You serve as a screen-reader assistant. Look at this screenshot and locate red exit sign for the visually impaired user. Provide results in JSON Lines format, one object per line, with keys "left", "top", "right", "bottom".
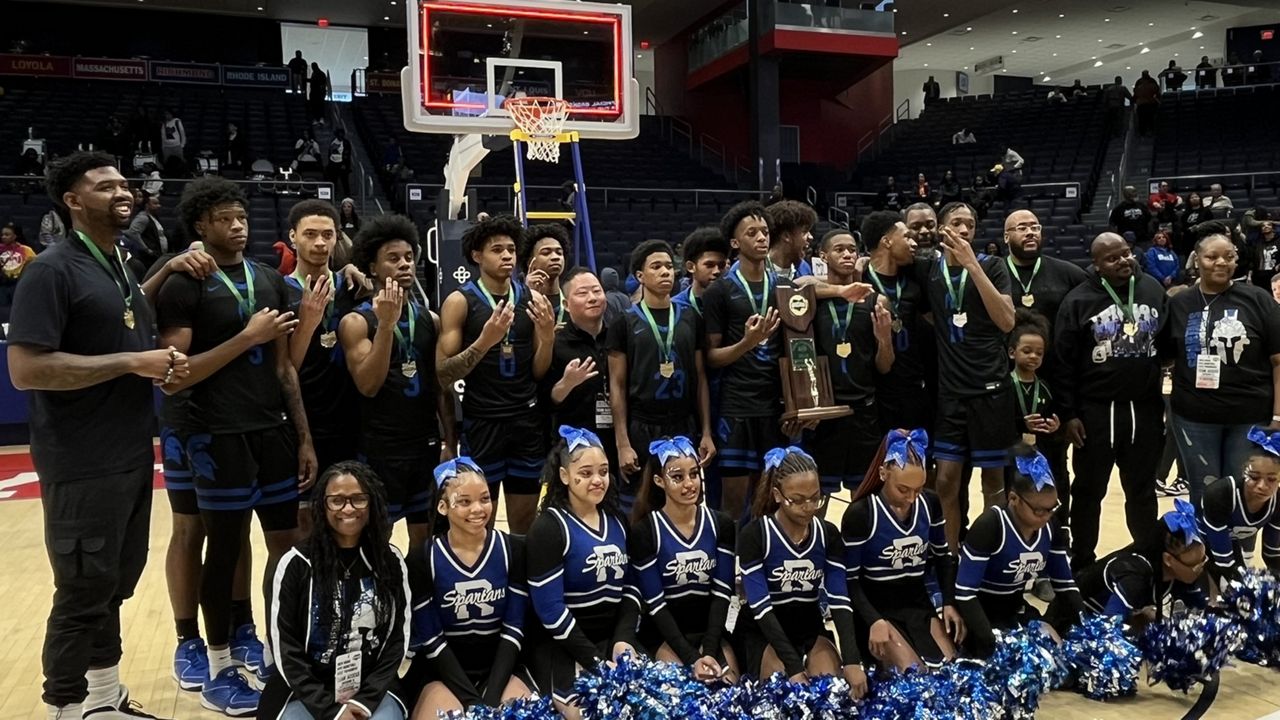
{"left": 1263, "top": 29, "right": 1275, "bottom": 40}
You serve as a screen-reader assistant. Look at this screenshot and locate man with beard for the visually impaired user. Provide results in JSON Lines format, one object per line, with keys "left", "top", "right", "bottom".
{"left": 521, "top": 223, "right": 568, "bottom": 325}
{"left": 1054, "top": 233, "right": 1166, "bottom": 569}
{"left": 1003, "top": 210, "right": 1087, "bottom": 534}
{"left": 9, "top": 152, "right": 189, "bottom": 720}
{"left": 437, "top": 215, "right": 556, "bottom": 534}
{"left": 903, "top": 203, "right": 940, "bottom": 261}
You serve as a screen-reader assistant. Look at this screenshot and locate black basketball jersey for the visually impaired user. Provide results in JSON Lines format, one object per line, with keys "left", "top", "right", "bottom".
{"left": 813, "top": 296, "right": 879, "bottom": 405}
{"left": 702, "top": 263, "right": 789, "bottom": 418}
{"left": 284, "top": 272, "right": 359, "bottom": 439}
{"left": 863, "top": 265, "right": 931, "bottom": 398}
{"left": 605, "top": 302, "right": 702, "bottom": 424}
{"left": 154, "top": 259, "right": 288, "bottom": 433}
{"left": 458, "top": 280, "right": 537, "bottom": 419}
{"left": 352, "top": 300, "right": 440, "bottom": 459}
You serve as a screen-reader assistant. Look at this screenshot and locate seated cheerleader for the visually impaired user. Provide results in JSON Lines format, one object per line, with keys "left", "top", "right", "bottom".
{"left": 1052, "top": 499, "right": 1207, "bottom": 631}
{"left": 630, "top": 436, "right": 739, "bottom": 682}
{"left": 403, "top": 458, "right": 533, "bottom": 718}
{"left": 842, "top": 428, "right": 965, "bottom": 672}
{"left": 527, "top": 426, "right": 640, "bottom": 719}
{"left": 955, "top": 444, "right": 1083, "bottom": 657}
{"left": 737, "top": 446, "right": 868, "bottom": 698}
{"left": 1199, "top": 427, "right": 1280, "bottom": 584}
{"left": 263, "top": 461, "right": 409, "bottom": 720}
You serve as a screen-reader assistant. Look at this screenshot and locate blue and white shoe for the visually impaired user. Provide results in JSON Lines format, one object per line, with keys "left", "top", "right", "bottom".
{"left": 173, "top": 638, "right": 209, "bottom": 692}
{"left": 201, "top": 667, "right": 259, "bottom": 717}
{"left": 230, "top": 624, "right": 271, "bottom": 684}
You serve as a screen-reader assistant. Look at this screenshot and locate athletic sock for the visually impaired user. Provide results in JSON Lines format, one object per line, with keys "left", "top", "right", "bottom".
{"left": 84, "top": 666, "right": 119, "bottom": 710}
{"left": 207, "top": 646, "right": 233, "bottom": 676}
{"left": 176, "top": 618, "right": 201, "bottom": 643}
{"left": 230, "top": 599, "right": 254, "bottom": 631}
{"left": 48, "top": 702, "right": 82, "bottom": 720}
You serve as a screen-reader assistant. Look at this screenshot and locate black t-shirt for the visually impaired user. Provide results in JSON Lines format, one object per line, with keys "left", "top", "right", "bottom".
{"left": 546, "top": 319, "right": 610, "bottom": 434}
{"left": 352, "top": 301, "right": 440, "bottom": 458}
{"left": 813, "top": 296, "right": 879, "bottom": 404}
{"left": 143, "top": 253, "right": 194, "bottom": 432}
{"left": 284, "top": 273, "right": 359, "bottom": 439}
{"left": 605, "top": 302, "right": 703, "bottom": 424}
{"left": 1005, "top": 256, "right": 1088, "bottom": 338}
{"left": 919, "top": 255, "right": 1013, "bottom": 397}
{"left": 1011, "top": 375, "right": 1056, "bottom": 438}
{"left": 1163, "top": 281, "right": 1280, "bottom": 424}
{"left": 702, "top": 265, "right": 791, "bottom": 418}
{"left": 7, "top": 236, "right": 158, "bottom": 480}
{"left": 155, "top": 259, "right": 289, "bottom": 434}
{"left": 1110, "top": 201, "right": 1150, "bottom": 240}
{"left": 864, "top": 265, "right": 931, "bottom": 399}
{"left": 457, "top": 280, "right": 537, "bottom": 419}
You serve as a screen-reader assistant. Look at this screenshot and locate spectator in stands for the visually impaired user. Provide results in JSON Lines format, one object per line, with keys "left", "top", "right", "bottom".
{"left": 1161, "top": 60, "right": 1188, "bottom": 92}
{"left": 1223, "top": 52, "right": 1244, "bottom": 87}
{"left": 1241, "top": 205, "right": 1271, "bottom": 239}
{"left": 995, "top": 164, "right": 1022, "bottom": 207}
{"left": 1143, "top": 230, "right": 1181, "bottom": 287}
{"left": 96, "top": 116, "right": 128, "bottom": 163}
{"left": 599, "top": 267, "right": 632, "bottom": 323}
{"left": 160, "top": 109, "right": 187, "bottom": 166}
{"left": 287, "top": 50, "right": 308, "bottom": 94}
{"left": 1196, "top": 56, "right": 1217, "bottom": 88}
{"left": 1069, "top": 79, "right": 1087, "bottom": 98}
{"left": 938, "top": 170, "right": 962, "bottom": 207}
{"left": 1110, "top": 186, "right": 1152, "bottom": 246}
{"left": 0, "top": 221, "right": 36, "bottom": 308}
{"left": 1248, "top": 50, "right": 1271, "bottom": 85}
{"left": 308, "top": 62, "right": 330, "bottom": 124}
{"left": 913, "top": 173, "right": 930, "bottom": 202}
{"left": 325, "top": 129, "right": 352, "bottom": 197}
{"left": 339, "top": 198, "right": 360, "bottom": 236}
{"left": 128, "top": 105, "right": 155, "bottom": 155}
{"left": 983, "top": 241, "right": 1001, "bottom": 258}
{"left": 272, "top": 237, "right": 296, "bottom": 275}
{"left": 876, "top": 176, "right": 901, "bottom": 212}
{"left": 1178, "top": 192, "right": 1207, "bottom": 256}
{"left": 382, "top": 137, "right": 403, "bottom": 178}
{"left": 951, "top": 127, "right": 976, "bottom": 145}
{"left": 141, "top": 161, "right": 163, "bottom": 197}
{"left": 127, "top": 191, "right": 168, "bottom": 269}
{"left": 224, "top": 122, "right": 247, "bottom": 171}
{"left": 1271, "top": 274, "right": 1280, "bottom": 303}
{"left": 1002, "top": 147, "right": 1025, "bottom": 172}
{"left": 16, "top": 147, "right": 42, "bottom": 176}
{"left": 1203, "top": 183, "right": 1234, "bottom": 219}
{"left": 294, "top": 129, "right": 322, "bottom": 174}
{"left": 1250, "top": 215, "right": 1279, "bottom": 289}
{"left": 922, "top": 75, "right": 941, "bottom": 106}
{"left": 1046, "top": 88, "right": 1068, "bottom": 103}
{"left": 38, "top": 207, "right": 66, "bottom": 249}
{"left": 1149, "top": 181, "right": 1182, "bottom": 229}
{"left": 1103, "top": 76, "right": 1133, "bottom": 136}
{"left": 1133, "top": 71, "right": 1160, "bottom": 137}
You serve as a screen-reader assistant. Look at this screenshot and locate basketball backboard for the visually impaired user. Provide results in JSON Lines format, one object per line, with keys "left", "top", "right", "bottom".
{"left": 402, "top": 0, "right": 639, "bottom": 139}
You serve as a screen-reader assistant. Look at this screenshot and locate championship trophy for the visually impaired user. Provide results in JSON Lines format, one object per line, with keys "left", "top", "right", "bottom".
{"left": 775, "top": 285, "right": 853, "bottom": 421}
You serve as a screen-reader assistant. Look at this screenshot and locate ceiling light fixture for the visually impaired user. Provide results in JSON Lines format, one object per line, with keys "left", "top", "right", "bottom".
{"left": 901, "top": 31, "right": 907, "bottom": 35}
{"left": 1059, "top": 13, "right": 1065, "bottom": 18}
{"left": 1043, "top": 76, "right": 1051, "bottom": 82}
{"left": 1012, "top": 8, "right": 1019, "bottom": 12}
{"left": 1094, "top": 60, "right": 1104, "bottom": 67}
{"left": 1012, "top": 31, "right": 1018, "bottom": 35}
{"left": 924, "top": 63, "right": 929, "bottom": 67}
{"left": 1140, "top": 47, "right": 1150, "bottom": 54}
{"left": 1104, "top": 18, "right": 1111, "bottom": 22}
{"left": 943, "top": 12, "right": 949, "bottom": 17}
{"left": 383, "top": 15, "right": 389, "bottom": 20}
{"left": 1192, "top": 31, "right": 1204, "bottom": 39}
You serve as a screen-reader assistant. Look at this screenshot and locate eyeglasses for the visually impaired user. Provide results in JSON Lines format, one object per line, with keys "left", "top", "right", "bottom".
{"left": 780, "top": 493, "right": 828, "bottom": 510}
{"left": 1015, "top": 493, "right": 1061, "bottom": 518}
{"left": 325, "top": 494, "right": 370, "bottom": 511}
{"left": 1009, "top": 223, "right": 1042, "bottom": 233}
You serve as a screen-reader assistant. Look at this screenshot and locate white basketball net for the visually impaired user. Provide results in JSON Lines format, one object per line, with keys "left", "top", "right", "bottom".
{"left": 505, "top": 97, "right": 569, "bottom": 163}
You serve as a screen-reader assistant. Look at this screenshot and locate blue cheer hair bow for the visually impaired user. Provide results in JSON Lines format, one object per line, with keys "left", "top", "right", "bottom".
{"left": 559, "top": 425, "right": 603, "bottom": 453}
{"left": 433, "top": 456, "right": 482, "bottom": 488}
{"left": 648, "top": 436, "right": 697, "bottom": 468}
{"left": 1248, "top": 426, "right": 1280, "bottom": 457}
{"left": 885, "top": 428, "right": 929, "bottom": 467}
{"left": 1015, "top": 452, "right": 1055, "bottom": 491}
{"left": 1162, "top": 498, "right": 1201, "bottom": 545}
{"left": 764, "top": 446, "right": 812, "bottom": 473}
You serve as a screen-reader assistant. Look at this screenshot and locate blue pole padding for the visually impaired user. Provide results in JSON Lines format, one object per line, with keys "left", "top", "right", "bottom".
{"left": 570, "top": 140, "right": 597, "bottom": 272}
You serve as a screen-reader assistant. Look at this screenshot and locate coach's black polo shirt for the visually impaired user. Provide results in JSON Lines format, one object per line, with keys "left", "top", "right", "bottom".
{"left": 7, "top": 233, "right": 158, "bottom": 481}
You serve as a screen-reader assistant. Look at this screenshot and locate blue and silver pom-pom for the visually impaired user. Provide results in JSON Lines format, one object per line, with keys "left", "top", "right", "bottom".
{"left": 1061, "top": 613, "right": 1142, "bottom": 700}
{"left": 863, "top": 661, "right": 1002, "bottom": 720}
{"left": 984, "top": 622, "right": 1069, "bottom": 719}
{"left": 1138, "top": 610, "right": 1245, "bottom": 693}
{"left": 689, "top": 672, "right": 857, "bottom": 720}
{"left": 440, "top": 694, "right": 557, "bottom": 720}
{"left": 572, "top": 652, "right": 709, "bottom": 720}
{"left": 1220, "top": 568, "right": 1280, "bottom": 666}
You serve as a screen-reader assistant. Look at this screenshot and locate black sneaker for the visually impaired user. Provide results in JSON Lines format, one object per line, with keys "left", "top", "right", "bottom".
{"left": 83, "top": 687, "right": 166, "bottom": 719}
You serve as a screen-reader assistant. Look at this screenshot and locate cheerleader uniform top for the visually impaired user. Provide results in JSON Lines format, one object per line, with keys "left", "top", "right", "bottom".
{"left": 1198, "top": 475, "right": 1280, "bottom": 579}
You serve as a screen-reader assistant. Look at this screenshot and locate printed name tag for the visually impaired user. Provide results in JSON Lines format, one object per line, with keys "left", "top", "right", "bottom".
{"left": 334, "top": 650, "right": 361, "bottom": 703}
{"left": 1195, "top": 354, "right": 1221, "bottom": 390}
{"left": 595, "top": 393, "right": 613, "bottom": 428}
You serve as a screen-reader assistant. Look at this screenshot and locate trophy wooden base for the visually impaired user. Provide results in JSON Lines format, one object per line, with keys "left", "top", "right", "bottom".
{"left": 782, "top": 404, "right": 854, "bottom": 422}
{"left": 779, "top": 356, "right": 854, "bottom": 423}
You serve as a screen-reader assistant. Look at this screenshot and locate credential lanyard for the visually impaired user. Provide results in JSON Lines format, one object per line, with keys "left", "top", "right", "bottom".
{"left": 213, "top": 260, "right": 257, "bottom": 320}
{"left": 75, "top": 230, "right": 133, "bottom": 315}
{"left": 638, "top": 301, "right": 679, "bottom": 363}
{"left": 392, "top": 302, "right": 417, "bottom": 360}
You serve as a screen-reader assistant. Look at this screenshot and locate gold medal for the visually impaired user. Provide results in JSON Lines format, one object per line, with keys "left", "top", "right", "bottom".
{"left": 123, "top": 308, "right": 136, "bottom": 329}
{"left": 501, "top": 342, "right": 515, "bottom": 359}
{"left": 891, "top": 318, "right": 903, "bottom": 333}
{"left": 952, "top": 312, "right": 968, "bottom": 328}
{"left": 836, "top": 342, "right": 852, "bottom": 358}
{"left": 1021, "top": 293, "right": 1035, "bottom": 308}
{"left": 401, "top": 360, "right": 418, "bottom": 378}
{"left": 1123, "top": 321, "right": 1138, "bottom": 337}
{"left": 320, "top": 331, "right": 337, "bottom": 348}
{"left": 659, "top": 361, "right": 675, "bottom": 378}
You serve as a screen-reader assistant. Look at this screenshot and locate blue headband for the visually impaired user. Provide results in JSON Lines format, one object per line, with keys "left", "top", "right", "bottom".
{"left": 885, "top": 428, "right": 929, "bottom": 468}
{"left": 764, "top": 446, "right": 813, "bottom": 473}
{"left": 559, "top": 425, "right": 603, "bottom": 453}
{"left": 433, "top": 457, "right": 483, "bottom": 488}
{"left": 649, "top": 436, "right": 697, "bottom": 468}
{"left": 1162, "top": 498, "right": 1201, "bottom": 546}
{"left": 1015, "top": 452, "right": 1055, "bottom": 491}
{"left": 1248, "top": 426, "right": 1280, "bottom": 457}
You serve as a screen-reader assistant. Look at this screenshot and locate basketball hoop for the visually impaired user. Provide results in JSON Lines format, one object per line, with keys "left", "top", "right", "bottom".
{"left": 505, "top": 96, "right": 569, "bottom": 163}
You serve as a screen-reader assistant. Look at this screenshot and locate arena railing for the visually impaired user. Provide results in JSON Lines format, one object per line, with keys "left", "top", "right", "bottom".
{"left": 402, "top": 183, "right": 770, "bottom": 215}
{"left": 0, "top": 174, "right": 336, "bottom": 200}
{"left": 830, "top": 181, "right": 1082, "bottom": 217}
{"left": 1146, "top": 170, "right": 1280, "bottom": 198}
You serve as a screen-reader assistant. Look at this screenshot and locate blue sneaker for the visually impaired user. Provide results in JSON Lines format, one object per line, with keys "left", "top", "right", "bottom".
{"left": 173, "top": 638, "right": 209, "bottom": 692}
{"left": 230, "top": 624, "right": 271, "bottom": 684}
{"left": 201, "top": 667, "right": 259, "bottom": 717}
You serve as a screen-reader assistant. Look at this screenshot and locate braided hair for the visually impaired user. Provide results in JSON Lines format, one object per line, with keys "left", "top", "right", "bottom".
{"left": 424, "top": 459, "right": 488, "bottom": 538}
{"left": 750, "top": 449, "right": 820, "bottom": 519}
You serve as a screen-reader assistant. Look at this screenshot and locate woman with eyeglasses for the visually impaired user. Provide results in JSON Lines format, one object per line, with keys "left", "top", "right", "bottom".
{"left": 737, "top": 447, "right": 868, "bottom": 699}
{"left": 842, "top": 429, "right": 964, "bottom": 672}
{"left": 1161, "top": 225, "right": 1280, "bottom": 508}
{"left": 262, "top": 461, "right": 409, "bottom": 720}
{"left": 1198, "top": 427, "right": 1280, "bottom": 583}
{"left": 955, "top": 444, "right": 1082, "bottom": 658}
{"left": 629, "top": 436, "right": 739, "bottom": 683}
{"left": 402, "top": 458, "right": 532, "bottom": 718}
{"left": 526, "top": 426, "right": 640, "bottom": 719}
{"left": 1049, "top": 500, "right": 1207, "bottom": 633}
